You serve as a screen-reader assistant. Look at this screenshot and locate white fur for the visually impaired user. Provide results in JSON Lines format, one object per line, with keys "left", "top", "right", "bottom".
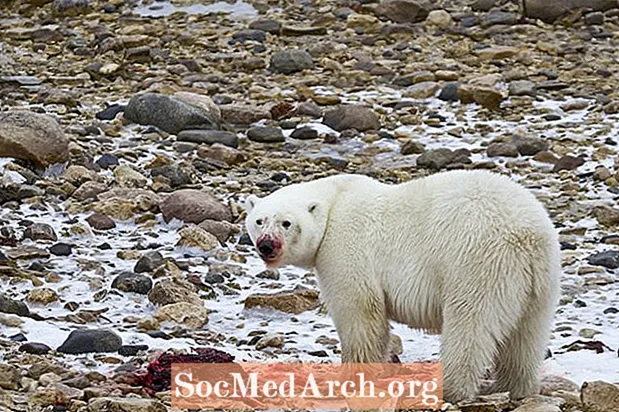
{"left": 245, "top": 170, "right": 561, "bottom": 403}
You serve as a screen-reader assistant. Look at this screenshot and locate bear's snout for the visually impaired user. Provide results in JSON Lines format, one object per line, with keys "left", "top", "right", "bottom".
{"left": 258, "top": 239, "right": 275, "bottom": 256}
{"left": 256, "top": 235, "right": 282, "bottom": 263}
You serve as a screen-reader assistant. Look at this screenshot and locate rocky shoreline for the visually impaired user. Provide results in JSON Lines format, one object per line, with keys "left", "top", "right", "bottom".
{"left": 1, "top": 0, "right": 619, "bottom": 410}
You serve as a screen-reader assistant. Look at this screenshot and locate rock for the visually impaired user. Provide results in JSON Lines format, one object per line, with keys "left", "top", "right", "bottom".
{"left": 471, "top": 86, "right": 504, "bottom": 110}
{"left": 256, "top": 269, "right": 280, "bottom": 280}
{"left": 401, "top": 140, "right": 425, "bottom": 155}
{"left": 522, "top": 0, "right": 617, "bottom": 23}
{"left": 249, "top": 19, "right": 282, "bottom": 34}
{"left": 472, "top": 0, "right": 494, "bottom": 11}
{"left": 297, "top": 101, "right": 323, "bottom": 118}
{"left": 459, "top": 392, "right": 511, "bottom": 411}
{"left": 88, "top": 397, "right": 167, "bottom": 412}
{"left": 23, "top": 223, "right": 58, "bottom": 242}
{"left": 198, "top": 143, "right": 246, "bottom": 166}
{"left": 553, "top": 155, "right": 584, "bottom": 172}
{"left": 198, "top": 219, "right": 236, "bottom": 243}
{"left": 403, "top": 82, "right": 440, "bottom": 99}
{"left": 426, "top": 9, "right": 452, "bottom": 28}
{"left": 244, "top": 287, "right": 320, "bottom": 314}
{"left": 63, "top": 165, "right": 96, "bottom": 186}
{"left": 561, "top": 99, "right": 589, "bottom": 112}
{"left": 585, "top": 11, "right": 605, "bottom": 25}
{"left": 220, "top": 104, "right": 271, "bottom": 125}
{"left": 150, "top": 164, "right": 193, "bottom": 188}
{"left": 487, "top": 142, "right": 519, "bottom": 157}
{"left": 86, "top": 213, "right": 116, "bottom": 230}
{"left": 0, "top": 111, "right": 70, "bottom": 168}
{"left": 29, "top": 383, "right": 84, "bottom": 406}
{"left": 57, "top": 329, "right": 122, "bottom": 354}
{"left": 290, "top": 127, "right": 319, "bottom": 140}
{"left": 27, "top": 287, "right": 59, "bottom": 304}
{"left": 155, "top": 302, "right": 208, "bottom": 328}
{"left": 439, "top": 83, "right": 460, "bottom": 102}
{"left": 148, "top": 278, "right": 202, "bottom": 306}
{"left": 511, "top": 401, "right": 560, "bottom": 412}
{"left": 118, "top": 344, "right": 149, "bottom": 356}
{"left": 247, "top": 127, "right": 285, "bottom": 143}
{"left": 19, "top": 342, "right": 52, "bottom": 355}
{"left": 476, "top": 46, "right": 520, "bottom": 61}
{"left": 51, "top": 0, "right": 90, "bottom": 15}
{"left": 177, "top": 130, "right": 239, "bottom": 149}
{"left": 73, "top": 182, "right": 108, "bottom": 202}
{"left": 0, "top": 364, "right": 21, "bottom": 390}
{"left": 95, "top": 154, "right": 120, "bottom": 170}
{"left": 509, "top": 80, "right": 537, "bottom": 97}
{"left": 6, "top": 245, "right": 50, "bottom": 260}
{"left": 114, "top": 165, "right": 147, "bottom": 188}
{"left": 255, "top": 333, "right": 285, "bottom": 350}
{"left": 96, "top": 105, "right": 125, "bottom": 121}
{"left": 514, "top": 136, "right": 549, "bottom": 156}
{"left": 111, "top": 272, "right": 153, "bottom": 294}
{"left": 581, "top": 381, "right": 619, "bottom": 412}
{"left": 232, "top": 29, "right": 266, "bottom": 43}
{"left": 177, "top": 225, "right": 219, "bottom": 251}
{"left": 587, "top": 251, "right": 619, "bottom": 269}
{"left": 50, "top": 242, "right": 72, "bottom": 256}
{"left": 0, "top": 293, "right": 30, "bottom": 316}
{"left": 134, "top": 251, "right": 164, "bottom": 273}
{"left": 124, "top": 93, "right": 220, "bottom": 135}
{"left": 173, "top": 91, "right": 221, "bottom": 120}
{"left": 161, "top": 189, "right": 232, "bottom": 223}
{"left": 594, "top": 205, "right": 619, "bottom": 227}
{"left": 417, "top": 148, "right": 456, "bottom": 170}
{"left": 323, "top": 105, "right": 380, "bottom": 132}
{"left": 375, "top": 0, "right": 432, "bottom": 23}
{"left": 269, "top": 49, "right": 314, "bottom": 74}
{"left": 481, "top": 11, "right": 518, "bottom": 27}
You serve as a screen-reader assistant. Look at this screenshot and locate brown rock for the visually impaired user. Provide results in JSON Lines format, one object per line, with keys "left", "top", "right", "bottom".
{"left": 0, "top": 111, "right": 69, "bottom": 168}
{"left": 522, "top": 0, "right": 617, "bottom": 23}
{"left": 244, "top": 287, "right": 320, "bottom": 314}
{"left": 88, "top": 397, "right": 167, "bottom": 412}
{"left": 471, "top": 86, "right": 504, "bottom": 110}
{"left": 155, "top": 302, "right": 208, "bottom": 328}
{"left": 553, "top": 155, "right": 584, "bottom": 172}
{"left": 148, "top": 278, "right": 202, "bottom": 306}
{"left": 594, "top": 205, "right": 619, "bottom": 227}
{"left": 581, "top": 381, "right": 619, "bottom": 412}
{"left": 323, "top": 105, "right": 381, "bottom": 132}
{"left": 220, "top": 104, "right": 271, "bottom": 125}
{"left": 86, "top": 213, "right": 116, "bottom": 230}
{"left": 198, "top": 219, "right": 236, "bottom": 243}
{"left": 161, "top": 189, "right": 231, "bottom": 224}
{"left": 176, "top": 225, "right": 219, "bottom": 251}
{"left": 487, "top": 142, "right": 519, "bottom": 157}
{"left": 375, "top": 0, "right": 432, "bottom": 23}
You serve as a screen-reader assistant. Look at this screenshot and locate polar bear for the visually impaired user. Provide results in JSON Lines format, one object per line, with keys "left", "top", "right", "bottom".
{"left": 244, "top": 170, "right": 560, "bottom": 403}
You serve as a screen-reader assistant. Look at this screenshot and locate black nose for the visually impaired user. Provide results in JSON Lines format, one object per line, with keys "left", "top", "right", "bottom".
{"left": 258, "top": 239, "right": 274, "bottom": 256}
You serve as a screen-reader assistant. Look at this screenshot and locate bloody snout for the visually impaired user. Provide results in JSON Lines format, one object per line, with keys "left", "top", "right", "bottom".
{"left": 258, "top": 239, "right": 275, "bottom": 256}
{"left": 256, "top": 235, "right": 281, "bottom": 260}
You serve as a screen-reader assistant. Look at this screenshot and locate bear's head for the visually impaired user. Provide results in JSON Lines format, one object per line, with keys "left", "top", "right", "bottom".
{"left": 244, "top": 191, "right": 326, "bottom": 269}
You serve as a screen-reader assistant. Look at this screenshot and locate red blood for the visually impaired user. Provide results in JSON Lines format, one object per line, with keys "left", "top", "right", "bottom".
{"left": 134, "top": 348, "right": 235, "bottom": 394}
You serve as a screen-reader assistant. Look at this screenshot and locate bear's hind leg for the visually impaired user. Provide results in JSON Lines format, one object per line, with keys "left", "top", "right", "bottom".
{"left": 492, "top": 292, "right": 555, "bottom": 399}
{"left": 440, "top": 258, "right": 528, "bottom": 403}
{"left": 440, "top": 303, "right": 501, "bottom": 403}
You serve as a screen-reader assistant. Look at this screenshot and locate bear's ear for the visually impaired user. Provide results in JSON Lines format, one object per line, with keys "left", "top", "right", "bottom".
{"left": 308, "top": 201, "right": 319, "bottom": 214}
{"left": 244, "top": 195, "right": 260, "bottom": 213}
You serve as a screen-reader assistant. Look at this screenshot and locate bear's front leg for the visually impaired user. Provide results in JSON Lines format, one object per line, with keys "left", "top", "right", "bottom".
{"left": 317, "top": 270, "right": 391, "bottom": 364}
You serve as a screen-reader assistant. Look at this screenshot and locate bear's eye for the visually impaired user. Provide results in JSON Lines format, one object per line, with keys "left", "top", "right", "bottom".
{"left": 256, "top": 219, "right": 263, "bottom": 226}
{"left": 282, "top": 220, "right": 292, "bottom": 229}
